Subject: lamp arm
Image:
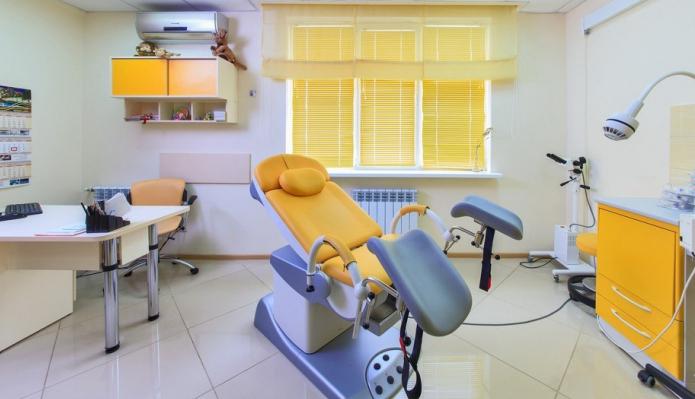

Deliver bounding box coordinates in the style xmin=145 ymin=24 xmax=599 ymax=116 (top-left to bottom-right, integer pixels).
xmin=627 ymin=71 xmax=695 ymax=116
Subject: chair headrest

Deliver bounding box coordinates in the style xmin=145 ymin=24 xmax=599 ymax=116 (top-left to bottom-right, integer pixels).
xmin=254 ymin=154 xmax=330 ymax=193
xmin=279 ymin=168 xmax=326 ymax=196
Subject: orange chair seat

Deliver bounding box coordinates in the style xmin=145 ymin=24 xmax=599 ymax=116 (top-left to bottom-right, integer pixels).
xmin=577 ymin=232 xmax=598 ymax=257
xmin=322 ymin=234 xmax=398 ymax=287
xmin=157 ymin=216 xmax=182 ymax=236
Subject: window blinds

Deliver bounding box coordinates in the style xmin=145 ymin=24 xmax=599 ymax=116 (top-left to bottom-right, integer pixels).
xmin=359 ymin=30 xmax=416 ymax=167
xmin=262 ymin=4 xmax=517 ymax=80
xmin=291 ymin=26 xmax=354 ymax=167
xmin=422 ymin=26 xmax=486 ymax=170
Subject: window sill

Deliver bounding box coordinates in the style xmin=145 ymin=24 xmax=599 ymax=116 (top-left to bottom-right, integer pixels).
xmin=327 ymin=168 xmax=503 ymax=179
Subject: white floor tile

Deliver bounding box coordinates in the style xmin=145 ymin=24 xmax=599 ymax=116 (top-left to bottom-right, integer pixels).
xmin=455 ymin=296 xmax=580 ymax=389
xmin=5 ymin=259 xmax=677 ymax=399
xmin=43 ymin=332 xmax=211 ymax=399
xmin=173 ymin=269 xmax=269 ymax=328
xmin=162 ymin=259 xmax=246 ymax=294
xmin=61 ymin=268 xmax=172 ymax=329
xmin=398 ymin=334 xmax=557 ymax=399
xmin=196 ymin=390 xmax=218 ymax=399
xmin=19 ymin=392 xmax=42 ymax=399
xmin=46 ymin=295 xmax=186 ymax=386
xmin=243 ymin=260 xmax=274 ymax=288
xmin=451 ymin=258 xmax=518 ymax=308
xmin=215 ymin=353 xmax=326 ymax=399
xmin=189 ymin=303 xmax=277 ymax=386
xmin=559 ymin=334 xmax=672 ymax=399
xmin=0 ymin=331 xmax=56 ymax=399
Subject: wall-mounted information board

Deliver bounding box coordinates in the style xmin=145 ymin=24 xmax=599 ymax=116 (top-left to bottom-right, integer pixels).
xmin=0 ymin=85 xmax=32 ymax=189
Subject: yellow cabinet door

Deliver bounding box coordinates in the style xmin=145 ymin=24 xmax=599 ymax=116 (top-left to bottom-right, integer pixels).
xmin=112 ymin=59 xmax=168 ymax=96
xmin=597 ymin=206 xmax=680 ymax=316
xmin=168 ymin=59 xmax=218 ymax=96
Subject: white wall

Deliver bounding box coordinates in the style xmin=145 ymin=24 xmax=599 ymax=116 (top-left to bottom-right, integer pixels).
xmin=0 ymin=0 xmax=84 ymax=350
xmin=81 ymin=10 xmax=568 ymax=256
xmin=566 ymin=0 xmax=695 ymax=205
xmin=0 ymin=0 xmax=85 ymax=205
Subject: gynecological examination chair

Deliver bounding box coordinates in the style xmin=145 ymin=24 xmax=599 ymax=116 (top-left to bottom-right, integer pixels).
xmin=250 ymin=154 xmax=523 ymax=398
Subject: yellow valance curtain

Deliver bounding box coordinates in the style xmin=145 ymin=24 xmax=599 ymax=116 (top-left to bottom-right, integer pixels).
xmin=262 ymin=4 xmax=518 ymax=80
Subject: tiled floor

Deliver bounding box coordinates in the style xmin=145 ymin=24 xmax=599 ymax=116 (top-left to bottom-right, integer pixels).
xmin=0 ymin=258 xmax=676 ymax=399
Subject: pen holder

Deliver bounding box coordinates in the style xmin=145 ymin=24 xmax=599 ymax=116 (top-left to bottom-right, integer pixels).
xmin=86 ymin=213 xmax=130 ymax=233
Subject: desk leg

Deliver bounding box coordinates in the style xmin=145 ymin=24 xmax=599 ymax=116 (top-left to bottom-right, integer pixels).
xmin=147 ymin=224 xmax=159 ymax=321
xmin=102 ymin=238 xmax=120 ymax=354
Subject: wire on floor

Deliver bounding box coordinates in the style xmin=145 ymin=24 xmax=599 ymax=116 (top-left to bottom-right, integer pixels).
xmin=519 ymin=257 xmax=557 ymax=269
xmin=461 ymin=298 xmax=572 ymax=327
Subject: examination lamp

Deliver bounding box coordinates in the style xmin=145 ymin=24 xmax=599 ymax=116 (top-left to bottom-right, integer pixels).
xmin=603 ymin=71 xmax=695 ymax=140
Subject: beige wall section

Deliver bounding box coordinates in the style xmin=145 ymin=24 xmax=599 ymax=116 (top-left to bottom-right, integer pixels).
xmin=566 ymin=0 xmax=695 ymax=207
xmin=81 ymin=11 xmax=566 ymax=255
xmin=0 ymin=0 xmax=84 ymax=350
xmin=0 ymin=0 xmax=85 ymax=205
xmin=670 ymin=105 xmax=695 ymax=186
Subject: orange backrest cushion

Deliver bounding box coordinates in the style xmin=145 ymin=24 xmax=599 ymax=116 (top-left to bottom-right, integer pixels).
xmin=131 ymin=178 xmax=185 ymax=206
xmin=255 ymin=154 xmax=382 ymax=262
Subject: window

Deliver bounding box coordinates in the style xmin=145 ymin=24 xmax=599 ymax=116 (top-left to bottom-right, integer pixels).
xmin=264 ymin=4 xmax=518 ymax=173
xmin=289 ymin=25 xmax=488 ymax=171
xmin=290 ymin=26 xmax=354 ymax=168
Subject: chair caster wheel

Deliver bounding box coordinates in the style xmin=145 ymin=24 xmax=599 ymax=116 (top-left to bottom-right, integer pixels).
xmin=638 ymin=369 xmax=656 ymax=387
xmin=553 ymin=275 xmax=560 ymax=283
xmin=190 ymin=268 xmax=199 ymax=275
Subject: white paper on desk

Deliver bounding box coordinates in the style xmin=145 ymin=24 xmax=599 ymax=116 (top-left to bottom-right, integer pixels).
xmin=105 ymin=192 xmax=131 ymax=217
xmin=35 ymin=223 xmax=86 ymax=236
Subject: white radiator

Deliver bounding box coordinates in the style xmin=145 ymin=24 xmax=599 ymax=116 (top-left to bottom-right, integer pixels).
xmin=89 ymin=186 xmax=130 ymax=202
xmin=351 ymin=189 xmax=417 ymax=234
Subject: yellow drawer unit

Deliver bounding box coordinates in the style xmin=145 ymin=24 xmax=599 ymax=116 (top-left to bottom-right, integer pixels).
xmin=597 ymin=274 xmax=683 ymax=348
xmin=597 ymin=205 xmax=683 ymax=316
xmin=596 ymin=202 xmax=686 ymax=382
xmin=597 ymin=295 xmax=683 ymax=379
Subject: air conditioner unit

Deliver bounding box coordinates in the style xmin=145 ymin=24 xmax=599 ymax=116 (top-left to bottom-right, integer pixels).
xmin=136 ymin=12 xmax=228 ymax=43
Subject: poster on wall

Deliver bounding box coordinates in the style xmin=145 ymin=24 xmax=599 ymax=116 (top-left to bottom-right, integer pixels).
xmin=0 ymin=85 xmax=32 ymax=189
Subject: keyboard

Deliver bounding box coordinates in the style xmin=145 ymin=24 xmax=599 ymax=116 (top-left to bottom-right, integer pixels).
xmin=5 ymin=202 xmax=43 ymax=216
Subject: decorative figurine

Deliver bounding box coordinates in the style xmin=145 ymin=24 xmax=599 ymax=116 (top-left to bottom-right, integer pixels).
xmin=211 ymin=29 xmax=247 ymax=70
xmin=135 ymin=41 xmax=180 ymax=58
xmin=172 ymin=107 xmax=191 ymax=121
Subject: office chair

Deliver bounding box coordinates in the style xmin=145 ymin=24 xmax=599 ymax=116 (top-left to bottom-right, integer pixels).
xmin=123 ymin=178 xmax=199 ymax=277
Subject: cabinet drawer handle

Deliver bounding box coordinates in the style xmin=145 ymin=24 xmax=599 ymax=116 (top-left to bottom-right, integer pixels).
xmin=611 ymin=308 xmax=652 ymax=339
xmin=612 ymin=286 xmax=651 ymax=313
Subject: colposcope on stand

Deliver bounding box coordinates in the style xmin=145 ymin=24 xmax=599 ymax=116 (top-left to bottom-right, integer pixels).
xmin=529 ymin=153 xmax=595 ymax=282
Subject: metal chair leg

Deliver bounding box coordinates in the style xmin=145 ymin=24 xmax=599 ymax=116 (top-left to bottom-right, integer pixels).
xmin=160 ymin=255 xmax=199 ymax=275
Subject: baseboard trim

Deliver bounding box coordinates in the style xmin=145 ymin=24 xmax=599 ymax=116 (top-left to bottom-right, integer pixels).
xmin=178 ymin=252 xmax=529 ymax=260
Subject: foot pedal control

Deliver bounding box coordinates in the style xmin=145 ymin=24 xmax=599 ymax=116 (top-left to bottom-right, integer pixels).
xmin=568 ymin=275 xmax=596 ymax=308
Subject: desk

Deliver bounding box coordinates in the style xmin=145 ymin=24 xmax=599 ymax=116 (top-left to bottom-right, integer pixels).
xmin=0 ymin=205 xmax=189 ymax=353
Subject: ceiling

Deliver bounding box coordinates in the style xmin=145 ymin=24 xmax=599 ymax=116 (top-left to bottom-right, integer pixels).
xmin=61 ymin=0 xmax=587 ymax=14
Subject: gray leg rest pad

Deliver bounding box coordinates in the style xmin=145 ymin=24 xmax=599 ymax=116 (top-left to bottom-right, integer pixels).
xmin=254 ymin=295 xmax=403 ymax=399
xmin=450 ymin=195 xmax=524 ymax=240
xmin=367 ymin=230 xmax=472 ymax=337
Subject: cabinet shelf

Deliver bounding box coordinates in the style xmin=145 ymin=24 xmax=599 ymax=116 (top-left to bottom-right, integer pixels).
xmin=111 ymin=57 xmax=238 ymax=124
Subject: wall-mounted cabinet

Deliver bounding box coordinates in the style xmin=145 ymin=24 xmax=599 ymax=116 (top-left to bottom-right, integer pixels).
xmin=111 ymin=57 xmax=237 ymax=123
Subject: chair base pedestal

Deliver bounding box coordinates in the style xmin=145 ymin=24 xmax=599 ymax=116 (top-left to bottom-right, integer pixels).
xmin=254 ymin=294 xmax=404 ymax=399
